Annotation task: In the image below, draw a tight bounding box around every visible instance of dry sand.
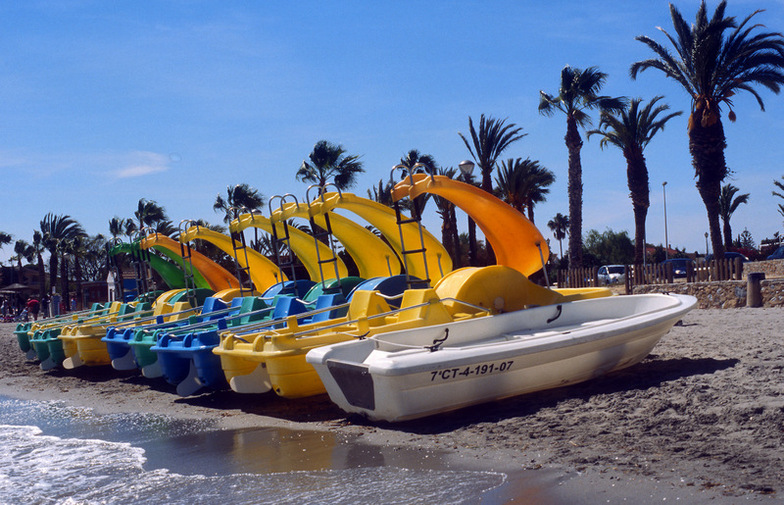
[1,307,783,503]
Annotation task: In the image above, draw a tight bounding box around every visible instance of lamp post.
[458,160,477,265]
[705,232,710,257]
[662,181,669,260]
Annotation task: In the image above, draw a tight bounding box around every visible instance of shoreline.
[2,308,783,503]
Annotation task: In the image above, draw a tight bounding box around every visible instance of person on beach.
[40,294,49,319]
[51,292,61,317]
[25,297,40,321]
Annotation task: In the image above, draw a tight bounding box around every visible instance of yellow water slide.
[139,234,240,291]
[179,225,286,291]
[232,213,348,282]
[393,174,549,277]
[271,201,401,279]
[316,192,452,284]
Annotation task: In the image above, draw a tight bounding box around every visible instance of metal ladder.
[267,194,300,295]
[131,229,156,299]
[228,207,257,297]
[305,184,344,294]
[177,220,200,308]
[391,163,431,288]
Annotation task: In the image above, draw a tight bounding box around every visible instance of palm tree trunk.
[450,207,460,268]
[60,253,69,312]
[690,116,728,259]
[75,256,84,311]
[37,254,46,298]
[633,206,648,264]
[468,217,477,265]
[48,252,58,297]
[722,219,732,249]
[624,150,650,265]
[440,212,453,266]
[565,117,584,269]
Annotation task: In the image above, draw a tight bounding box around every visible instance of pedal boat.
[307,292,696,422]
[215,266,610,399]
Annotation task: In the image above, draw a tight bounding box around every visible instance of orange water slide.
[392,174,549,277]
[139,234,240,291]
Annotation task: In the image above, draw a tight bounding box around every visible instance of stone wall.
[742,259,784,279]
[633,278,784,309]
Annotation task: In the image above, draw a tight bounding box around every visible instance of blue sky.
[2,0,784,267]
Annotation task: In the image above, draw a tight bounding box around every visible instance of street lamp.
[705,232,710,257]
[458,160,474,180]
[458,160,477,265]
[662,181,669,260]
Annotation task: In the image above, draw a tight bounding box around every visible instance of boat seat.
[168,301,194,321]
[200,297,229,321]
[434,265,564,315]
[303,292,348,324]
[229,297,268,327]
[386,289,454,327]
[346,290,392,324]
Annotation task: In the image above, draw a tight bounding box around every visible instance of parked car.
[660,258,695,278]
[766,245,784,260]
[705,251,749,263]
[597,265,626,285]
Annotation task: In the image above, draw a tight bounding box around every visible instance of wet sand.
[2,307,783,503]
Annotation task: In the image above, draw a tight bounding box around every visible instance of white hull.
[307,293,696,422]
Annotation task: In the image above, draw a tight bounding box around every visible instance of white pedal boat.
[306,293,696,422]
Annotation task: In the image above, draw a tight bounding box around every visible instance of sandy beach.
[1,307,783,503]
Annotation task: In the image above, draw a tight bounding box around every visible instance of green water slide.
[109,242,211,290]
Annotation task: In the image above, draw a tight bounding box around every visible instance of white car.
[598,265,626,285]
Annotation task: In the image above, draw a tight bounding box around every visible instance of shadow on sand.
[354,355,739,434]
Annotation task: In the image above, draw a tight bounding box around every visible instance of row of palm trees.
[530,1,784,269]
[5,2,783,286]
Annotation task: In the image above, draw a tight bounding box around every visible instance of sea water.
[0,396,511,505]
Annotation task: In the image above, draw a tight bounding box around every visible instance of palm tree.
[539,65,627,268]
[397,149,437,215]
[459,114,525,265]
[430,166,461,267]
[367,178,395,206]
[547,213,569,260]
[13,240,34,285]
[586,96,682,263]
[123,218,137,242]
[297,140,364,190]
[62,236,87,310]
[0,231,11,251]
[774,176,784,227]
[32,231,47,297]
[631,1,784,260]
[718,184,750,249]
[495,158,555,224]
[39,213,86,297]
[774,175,784,201]
[134,198,168,234]
[213,183,265,224]
[458,114,526,194]
[107,218,126,296]
[108,217,124,240]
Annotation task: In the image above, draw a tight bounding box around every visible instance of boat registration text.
[430,360,514,382]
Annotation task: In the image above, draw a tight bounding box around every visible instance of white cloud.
[112,151,170,179]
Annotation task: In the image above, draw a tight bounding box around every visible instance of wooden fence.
[556,258,745,293]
